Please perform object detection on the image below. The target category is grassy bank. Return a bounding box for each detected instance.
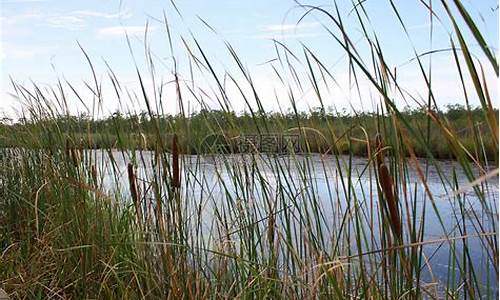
[1,105,497,160]
[0,0,498,298]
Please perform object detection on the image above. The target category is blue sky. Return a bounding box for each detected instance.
[1,0,498,117]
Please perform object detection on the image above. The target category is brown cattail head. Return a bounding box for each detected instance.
[267,209,275,248]
[374,133,401,239]
[378,164,401,239]
[127,163,141,218]
[172,134,180,188]
[65,138,71,158]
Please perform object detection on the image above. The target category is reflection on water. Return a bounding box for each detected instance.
[87,149,498,295]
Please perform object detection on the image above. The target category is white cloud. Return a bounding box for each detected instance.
[1,9,131,32]
[262,21,321,33]
[252,32,322,40]
[2,11,85,30]
[72,9,132,20]
[46,15,85,30]
[97,25,157,37]
[1,12,42,25]
[254,21,323,40]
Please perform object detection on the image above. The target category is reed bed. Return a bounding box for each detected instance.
[0,0,498,298]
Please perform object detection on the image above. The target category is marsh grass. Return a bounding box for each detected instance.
[0,0,498,298]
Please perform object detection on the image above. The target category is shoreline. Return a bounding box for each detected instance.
[1,145,498,164]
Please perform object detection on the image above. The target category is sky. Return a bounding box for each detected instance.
[0,0,498,119]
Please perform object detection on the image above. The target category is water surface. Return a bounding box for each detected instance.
[89,149,498,295]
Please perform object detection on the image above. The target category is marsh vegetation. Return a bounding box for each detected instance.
[0,0,498,298]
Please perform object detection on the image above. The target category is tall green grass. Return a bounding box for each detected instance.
[0,0,498,298]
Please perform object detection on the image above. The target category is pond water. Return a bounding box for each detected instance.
[88,149,498,296]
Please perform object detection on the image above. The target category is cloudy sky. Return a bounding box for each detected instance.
[0,0,498,118]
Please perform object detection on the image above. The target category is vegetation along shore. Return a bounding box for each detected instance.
[0,105,497,160]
